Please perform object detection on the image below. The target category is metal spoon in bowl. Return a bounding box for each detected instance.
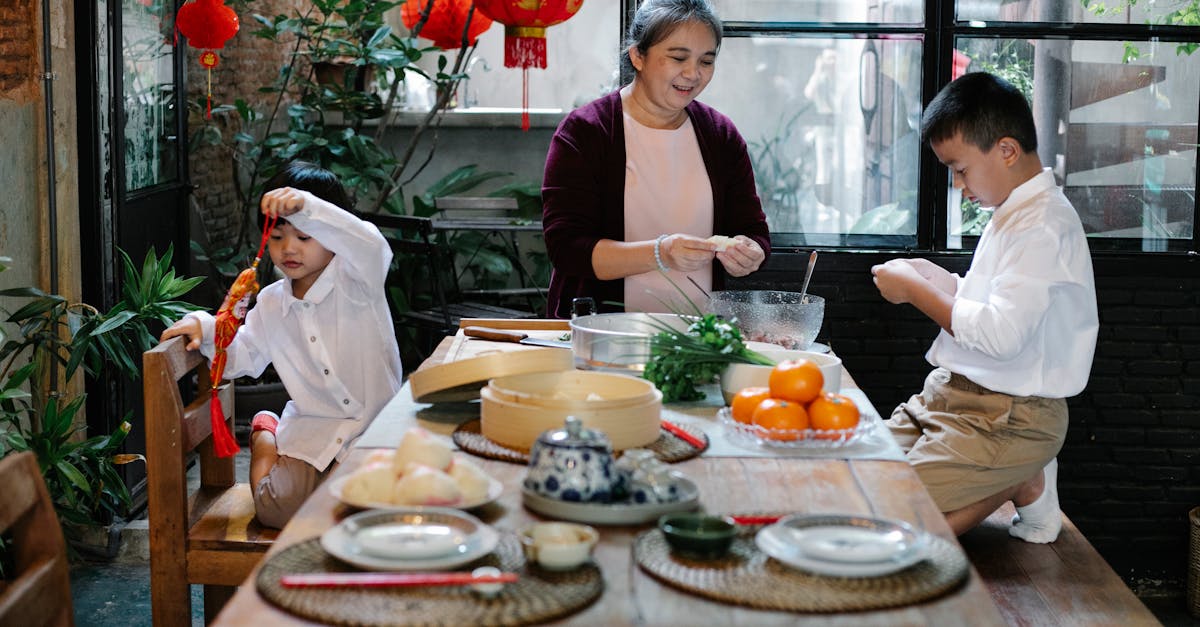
[799,250,819,302]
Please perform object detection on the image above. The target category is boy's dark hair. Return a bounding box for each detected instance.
[920,72,1038,154]
[257,161,352,230]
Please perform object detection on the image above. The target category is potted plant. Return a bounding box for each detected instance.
[0,246,204,561]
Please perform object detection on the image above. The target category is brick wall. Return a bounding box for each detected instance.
[0,0,36,100]
[185,0,304,253]
[736,250,1200,580]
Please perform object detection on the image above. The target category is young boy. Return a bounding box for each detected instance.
[161,161,403,528]
[871,72,1098,542]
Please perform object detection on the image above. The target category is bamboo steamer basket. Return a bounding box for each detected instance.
[486,370,659,412]
[409,348,573,402]
[480,372,662,452]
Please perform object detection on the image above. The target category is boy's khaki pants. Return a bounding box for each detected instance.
[887,367,1067,512]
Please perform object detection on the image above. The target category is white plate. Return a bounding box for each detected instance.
[321,507,499,571]
[745,340,830,354]
[327,472,503,511]
[521,478,700,525]
[755,515,930,577]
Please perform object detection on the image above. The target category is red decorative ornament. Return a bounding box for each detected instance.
[175,0,239,119]
[400,0,493,51]
[473,0,584,130]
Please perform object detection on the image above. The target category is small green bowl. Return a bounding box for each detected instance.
[658,513,737,558]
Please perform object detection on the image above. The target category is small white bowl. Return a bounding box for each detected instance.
[720,349,843,405]
[519,522,599,570]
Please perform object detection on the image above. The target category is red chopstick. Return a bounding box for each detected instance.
[662,421,706,449]
[729,515,783,526]
[280,572,519,589]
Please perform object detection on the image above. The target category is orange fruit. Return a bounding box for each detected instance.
[768,359,824,404]
[752,398,809,441]
[808,393,861,438]
[730,386,772,425]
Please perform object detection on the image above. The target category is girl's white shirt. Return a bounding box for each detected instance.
[190,195,403,470]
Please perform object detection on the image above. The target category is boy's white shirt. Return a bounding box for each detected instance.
[189,194,403,471]
[928,168,1098,398]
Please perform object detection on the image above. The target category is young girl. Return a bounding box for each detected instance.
[161,161,403,527]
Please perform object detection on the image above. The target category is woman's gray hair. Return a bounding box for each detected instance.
[619,0,723,85]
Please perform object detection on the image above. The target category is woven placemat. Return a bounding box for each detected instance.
[634,525,969,613]
[452,419,708,465]
[257,534,603,626]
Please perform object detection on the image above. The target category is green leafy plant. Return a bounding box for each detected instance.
[193,0,489,268]
[0,245,203,551]
[1082,0,1200,61]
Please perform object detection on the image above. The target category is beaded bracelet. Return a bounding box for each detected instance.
[653,234,670,273]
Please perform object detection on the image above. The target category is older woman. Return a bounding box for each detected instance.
[541,0,770,318]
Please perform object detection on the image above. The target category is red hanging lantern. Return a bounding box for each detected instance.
[401,0,493,51]
[473,0,584,130]
[175,0,239,119]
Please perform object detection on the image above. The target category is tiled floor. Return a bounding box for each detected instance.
[71,446,253,626]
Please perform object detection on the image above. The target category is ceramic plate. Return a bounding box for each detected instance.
[320,507,498,571]
[521,478,700,525]
[327,472,503,511]
[755,514,930,577]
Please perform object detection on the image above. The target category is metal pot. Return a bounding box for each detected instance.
[569,312,692,373]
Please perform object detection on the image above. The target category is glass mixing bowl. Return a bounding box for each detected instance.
[705,290,824,350]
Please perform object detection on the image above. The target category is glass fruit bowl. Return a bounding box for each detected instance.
[716,407,874,449]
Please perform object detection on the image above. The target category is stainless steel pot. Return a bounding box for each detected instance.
[568,312,691,373]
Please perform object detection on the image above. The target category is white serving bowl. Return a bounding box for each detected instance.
[719,348,843,405]
[519,522,599,570]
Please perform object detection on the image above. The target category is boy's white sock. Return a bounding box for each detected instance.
[1009,458,1061,544]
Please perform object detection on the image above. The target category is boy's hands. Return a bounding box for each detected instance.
[261,187,313,220]
[871,259,926,305]
[160,317,203,351]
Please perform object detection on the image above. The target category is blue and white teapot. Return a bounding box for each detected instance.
[524,416,622,503]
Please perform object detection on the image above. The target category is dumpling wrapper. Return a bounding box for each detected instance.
[707,235,738,252]
[393,463,463,506]
[393,426,453,474]
[448,455,492,503]
[341,462,397,505]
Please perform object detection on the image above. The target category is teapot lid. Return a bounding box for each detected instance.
[537,416,611,450]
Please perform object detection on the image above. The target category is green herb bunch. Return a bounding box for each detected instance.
[642,313,774,402]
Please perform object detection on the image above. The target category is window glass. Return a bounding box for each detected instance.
[959,0,1200,26]
[710,0,924,24]
[122,0,178,191]
[949,37,1198,251]
[703,36,924,247]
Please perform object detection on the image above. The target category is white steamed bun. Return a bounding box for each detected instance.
[393,427,453,474]
[342,463,397,505]
[448,455,492,503]
[392,462,463,506]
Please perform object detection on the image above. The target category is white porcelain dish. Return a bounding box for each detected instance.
[327,473,504,511]
[755,514,929,577]
[521,477,700,525]
[321,507,499,571]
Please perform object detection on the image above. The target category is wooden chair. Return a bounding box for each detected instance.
[144,336,277,626]
[0,451,73,626]
[358,211,538,361]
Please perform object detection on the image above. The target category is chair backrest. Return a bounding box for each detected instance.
[358,212,459,329]
[0,451,74,627]
[144,336,253,625]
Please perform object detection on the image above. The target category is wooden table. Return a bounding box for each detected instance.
[216,326,1005,626]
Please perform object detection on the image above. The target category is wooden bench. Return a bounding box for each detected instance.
[144,337,278,625]
[0,451,73,626]
[959,503,1159,626]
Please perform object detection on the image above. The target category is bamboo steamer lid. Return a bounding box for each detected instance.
[409,348,573,402]
[480,376,662,451]
[486,370,658,411]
